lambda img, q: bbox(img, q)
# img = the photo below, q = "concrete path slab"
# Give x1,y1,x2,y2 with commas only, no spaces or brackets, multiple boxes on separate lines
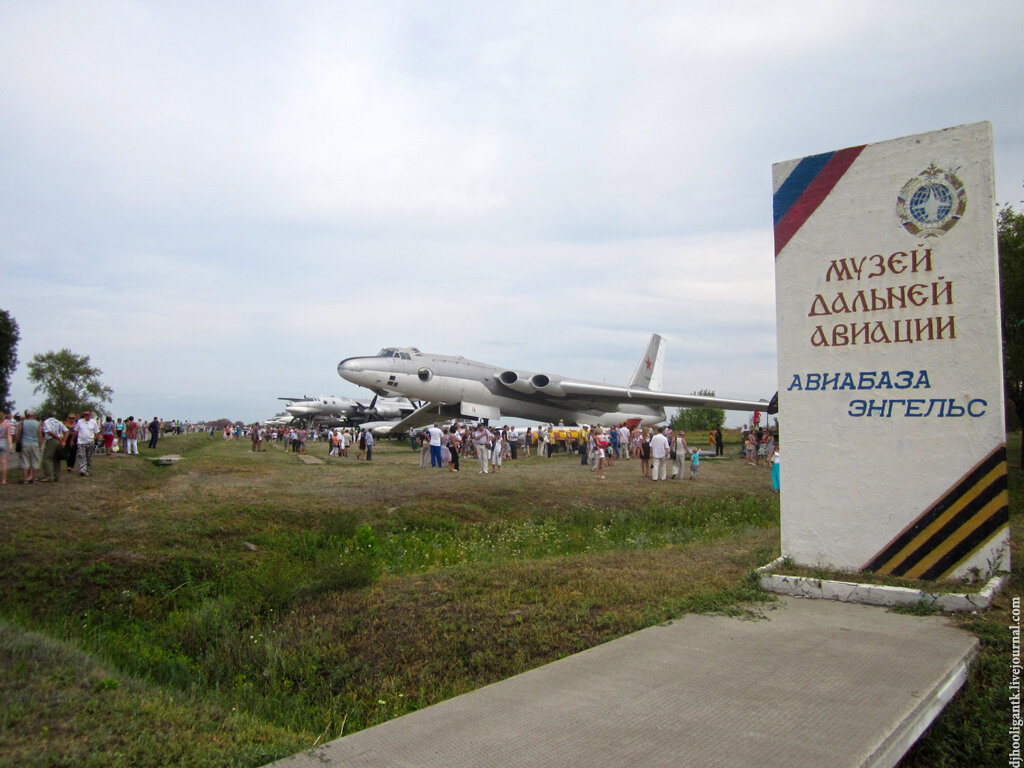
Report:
297,455,324,465
268,596,976,768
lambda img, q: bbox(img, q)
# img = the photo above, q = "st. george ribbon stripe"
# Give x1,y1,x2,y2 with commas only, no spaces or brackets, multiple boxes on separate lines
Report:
773,145,866,257
861,445,1008,579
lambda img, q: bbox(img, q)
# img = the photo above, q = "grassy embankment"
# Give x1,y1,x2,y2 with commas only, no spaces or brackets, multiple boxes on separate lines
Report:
0,431,1019,767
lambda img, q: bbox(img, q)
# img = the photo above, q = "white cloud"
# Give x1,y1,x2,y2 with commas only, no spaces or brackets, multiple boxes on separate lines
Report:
1,0,1022,423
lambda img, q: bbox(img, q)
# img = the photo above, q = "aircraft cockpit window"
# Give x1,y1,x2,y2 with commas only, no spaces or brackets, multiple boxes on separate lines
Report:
377,347,416,358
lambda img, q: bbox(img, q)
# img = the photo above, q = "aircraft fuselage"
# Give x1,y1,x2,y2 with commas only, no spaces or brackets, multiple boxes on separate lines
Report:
338,349,665,427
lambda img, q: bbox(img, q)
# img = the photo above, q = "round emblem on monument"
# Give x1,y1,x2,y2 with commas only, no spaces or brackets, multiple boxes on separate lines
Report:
896,164,966,237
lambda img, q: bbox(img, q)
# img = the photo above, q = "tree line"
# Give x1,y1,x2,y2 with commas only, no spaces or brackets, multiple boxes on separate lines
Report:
0,313,112,418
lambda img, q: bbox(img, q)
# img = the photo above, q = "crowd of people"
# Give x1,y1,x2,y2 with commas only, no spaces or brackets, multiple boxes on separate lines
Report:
1,409,780,492
238,420,783,488
0,410,189,485
338,420,782,487
738,422,781,491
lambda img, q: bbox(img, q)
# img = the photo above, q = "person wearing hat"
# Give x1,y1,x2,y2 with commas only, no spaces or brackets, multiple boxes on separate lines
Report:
74,410,100,476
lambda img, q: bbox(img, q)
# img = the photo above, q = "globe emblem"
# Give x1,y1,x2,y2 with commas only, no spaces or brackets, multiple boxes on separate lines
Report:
896,165,966,237
908,182,954,225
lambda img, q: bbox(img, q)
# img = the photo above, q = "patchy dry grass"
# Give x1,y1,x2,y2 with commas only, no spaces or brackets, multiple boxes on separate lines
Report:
0,619,304,768
0,434,781,765
0,431,1018,767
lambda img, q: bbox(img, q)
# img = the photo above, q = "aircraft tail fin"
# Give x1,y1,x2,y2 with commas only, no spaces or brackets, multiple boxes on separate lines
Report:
628,334,664,392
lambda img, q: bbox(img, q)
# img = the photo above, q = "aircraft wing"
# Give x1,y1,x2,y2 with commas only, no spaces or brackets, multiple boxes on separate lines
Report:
551,381,774,413
380,402,461,433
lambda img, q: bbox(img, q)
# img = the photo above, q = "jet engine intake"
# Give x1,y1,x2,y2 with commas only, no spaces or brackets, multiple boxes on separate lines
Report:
529,373,566,397
497,370,539,395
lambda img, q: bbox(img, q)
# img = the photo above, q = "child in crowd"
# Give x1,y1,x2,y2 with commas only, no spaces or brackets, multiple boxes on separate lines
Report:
689,448,700,480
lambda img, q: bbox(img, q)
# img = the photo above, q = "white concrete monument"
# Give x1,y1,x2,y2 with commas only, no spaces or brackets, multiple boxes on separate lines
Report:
773,122,1009,581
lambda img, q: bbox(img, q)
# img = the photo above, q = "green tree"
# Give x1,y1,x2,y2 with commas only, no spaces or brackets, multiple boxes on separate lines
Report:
27,349,113,418
999,204,1024,465
670,389,726,433
0,309,19,412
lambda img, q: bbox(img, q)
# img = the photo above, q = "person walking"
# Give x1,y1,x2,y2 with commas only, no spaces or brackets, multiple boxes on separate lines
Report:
100,415,116,455
770,442,781,492
363,428,374,461
16,410,42,484
671,430,690,479
639,429,651,478
490,427,504,473
474,423,491,474
124,417,140,455
0,411,13,484
417,430,430,467
75,411,100,476
649,426,670,481
593,427,607,479
40,411,67,482
62,414,78,475
427,424,444,468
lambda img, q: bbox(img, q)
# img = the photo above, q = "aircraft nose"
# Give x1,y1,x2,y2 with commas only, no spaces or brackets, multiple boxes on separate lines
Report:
338,357,364,377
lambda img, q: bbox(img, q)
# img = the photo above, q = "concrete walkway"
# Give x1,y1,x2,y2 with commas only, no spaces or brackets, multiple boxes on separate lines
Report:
268,596,976,768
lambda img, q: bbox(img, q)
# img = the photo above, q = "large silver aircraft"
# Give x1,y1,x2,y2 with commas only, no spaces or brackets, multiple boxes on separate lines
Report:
279,394,415,426
337,334,775,432
261,411,295,427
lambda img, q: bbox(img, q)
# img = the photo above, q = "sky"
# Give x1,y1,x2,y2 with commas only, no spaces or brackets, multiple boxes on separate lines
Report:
2,1,1023,426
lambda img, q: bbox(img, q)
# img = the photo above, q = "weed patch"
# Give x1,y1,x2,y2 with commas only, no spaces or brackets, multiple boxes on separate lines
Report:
0,433,1016,766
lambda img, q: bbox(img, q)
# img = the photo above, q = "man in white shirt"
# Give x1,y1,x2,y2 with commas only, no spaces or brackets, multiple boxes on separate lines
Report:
473,424,491,474
649,426,670,481
74,410,100,476
427,424,444,468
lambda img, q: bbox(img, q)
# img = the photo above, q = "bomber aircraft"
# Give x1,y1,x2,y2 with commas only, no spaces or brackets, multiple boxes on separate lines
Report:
279,394,415,426
261,411,295,427
337,334,775,432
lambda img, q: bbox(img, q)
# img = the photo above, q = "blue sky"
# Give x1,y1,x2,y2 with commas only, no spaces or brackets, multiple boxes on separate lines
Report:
2,1,1022,425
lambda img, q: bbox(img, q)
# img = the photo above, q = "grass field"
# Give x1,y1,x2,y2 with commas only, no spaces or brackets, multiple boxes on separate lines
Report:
0,432,1019,767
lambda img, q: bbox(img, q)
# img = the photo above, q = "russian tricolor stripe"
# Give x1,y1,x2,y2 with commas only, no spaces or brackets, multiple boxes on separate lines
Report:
773,145,865,257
